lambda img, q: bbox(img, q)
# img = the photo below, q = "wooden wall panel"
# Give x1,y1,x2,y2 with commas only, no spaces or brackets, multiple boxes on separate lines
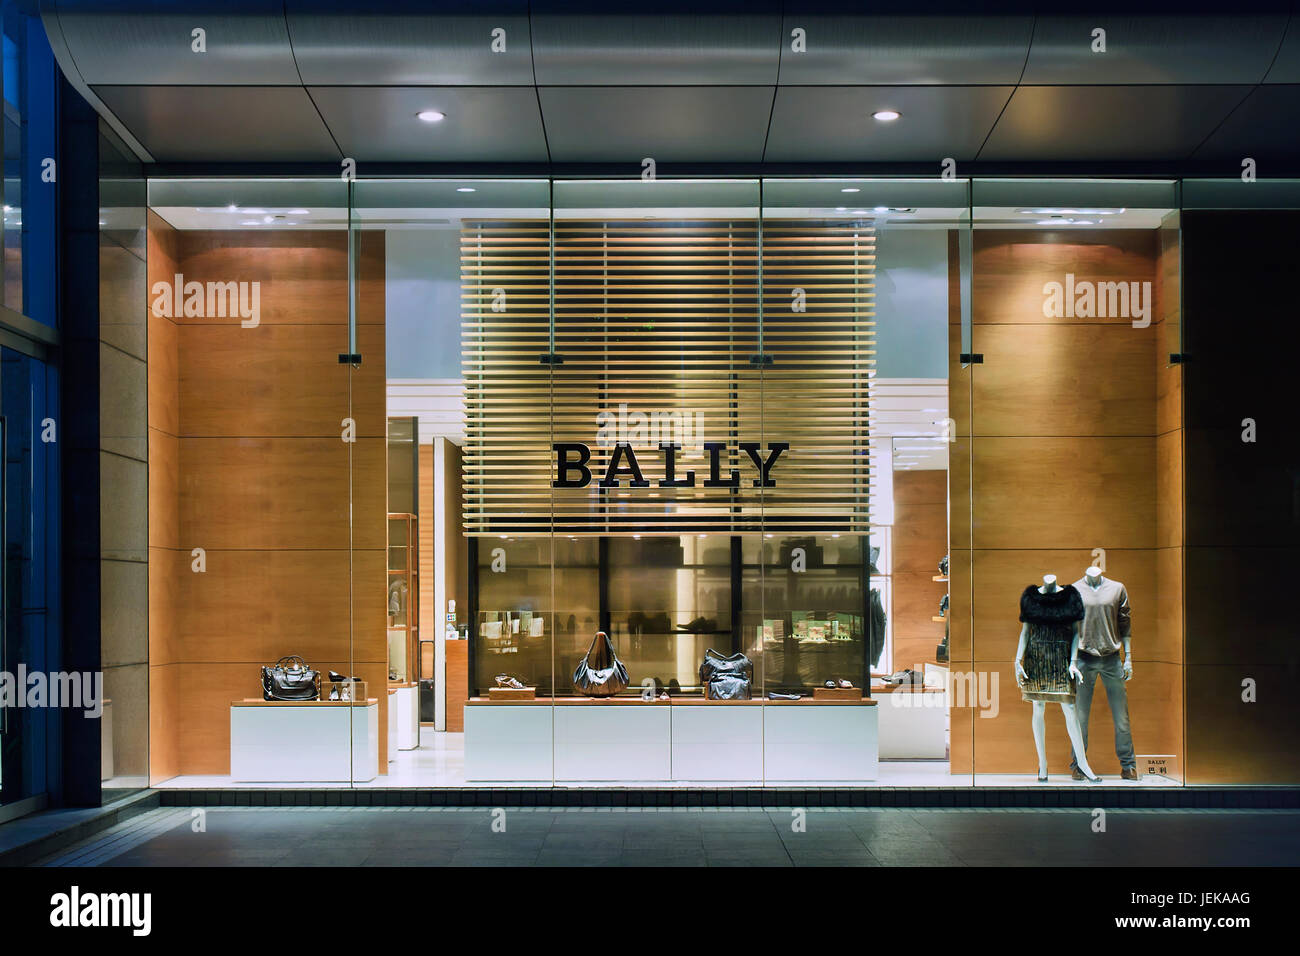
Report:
147,225,389,779
177,437,387,551
891,471,947,671
445,639,468,733
951,228,1182,777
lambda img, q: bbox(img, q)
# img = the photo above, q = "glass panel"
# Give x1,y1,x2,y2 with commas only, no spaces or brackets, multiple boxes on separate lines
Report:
357,177,552,785
970,181,1181,787
762,178,960,785
145,178,356,790
0,348,57,802
551,179,761,726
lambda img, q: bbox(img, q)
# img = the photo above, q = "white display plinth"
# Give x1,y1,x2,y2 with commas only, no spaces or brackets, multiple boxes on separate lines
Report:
877,688,948,759
463,701,553,781
230,700,378,783
671,703,763,780
392,684,419,750
465,699,878,783
764,702,878,781
554,703,672,781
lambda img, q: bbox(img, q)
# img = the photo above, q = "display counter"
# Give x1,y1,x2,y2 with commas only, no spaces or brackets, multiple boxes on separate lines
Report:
389,682,419,750
464,697,878,783
874,685,948,759
230,699,379,783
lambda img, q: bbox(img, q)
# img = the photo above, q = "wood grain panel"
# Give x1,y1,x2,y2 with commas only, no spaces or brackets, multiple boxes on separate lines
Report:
969,548,1170,664
972,437,1155,550
1156,429,1182,550
148,662,179,784
148,314,179,436
966,660,1181,776
891,470,947,670
148,547,185,667
947,548,972,664
972,324,1156,436
148,427,179,550
177,323,386,437
445,639,468,733
178,437,387,550
1154,547,1184,666
174,549,384,662
973,230,1158,326
172,230,385,326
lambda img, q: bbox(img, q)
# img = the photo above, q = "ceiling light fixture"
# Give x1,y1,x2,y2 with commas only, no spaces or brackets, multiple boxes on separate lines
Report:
874,206,889,212
840,187,860,193
456,187,476,193
416,110,446,123
872,110,901,121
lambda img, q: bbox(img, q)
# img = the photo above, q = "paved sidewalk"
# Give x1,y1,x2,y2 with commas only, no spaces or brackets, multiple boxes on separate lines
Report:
28,806,1300,867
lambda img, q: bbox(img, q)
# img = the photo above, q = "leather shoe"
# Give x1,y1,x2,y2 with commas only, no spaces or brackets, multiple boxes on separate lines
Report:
1121,767,1139,781
1071,767,1086,781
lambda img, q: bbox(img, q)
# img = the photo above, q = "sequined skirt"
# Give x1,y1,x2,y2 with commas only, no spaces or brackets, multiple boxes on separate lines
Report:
1020,624,1076,703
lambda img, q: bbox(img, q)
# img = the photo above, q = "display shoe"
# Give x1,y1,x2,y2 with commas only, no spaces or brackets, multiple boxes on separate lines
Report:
1121,767,1139,781
494,674,525,689
1037,773,1049,782
824,679,837,688
768,691,801,700
837,679,854,689
1071,767,1087,781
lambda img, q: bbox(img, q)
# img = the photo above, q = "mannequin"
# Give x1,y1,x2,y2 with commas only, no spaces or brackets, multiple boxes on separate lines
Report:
1015,574,1101,783
1069,566,1137,780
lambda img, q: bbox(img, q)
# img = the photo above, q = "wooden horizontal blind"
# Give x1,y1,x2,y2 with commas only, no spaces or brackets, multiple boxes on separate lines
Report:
462,217,873,536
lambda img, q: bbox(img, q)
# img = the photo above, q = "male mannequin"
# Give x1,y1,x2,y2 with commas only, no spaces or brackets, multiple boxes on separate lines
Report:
1015,574,1100,783
1069,566,1137,780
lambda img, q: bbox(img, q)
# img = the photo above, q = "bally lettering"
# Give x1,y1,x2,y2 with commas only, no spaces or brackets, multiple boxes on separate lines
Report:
552,441,789,489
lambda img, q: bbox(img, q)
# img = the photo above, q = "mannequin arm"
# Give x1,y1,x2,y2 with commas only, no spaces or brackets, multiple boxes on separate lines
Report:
1122,636,1133,680
1068,626,1084,682
1014,625,1029,683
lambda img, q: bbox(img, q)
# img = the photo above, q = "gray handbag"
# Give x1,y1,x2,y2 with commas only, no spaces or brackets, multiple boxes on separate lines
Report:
572,631,630,697
700,648,753,700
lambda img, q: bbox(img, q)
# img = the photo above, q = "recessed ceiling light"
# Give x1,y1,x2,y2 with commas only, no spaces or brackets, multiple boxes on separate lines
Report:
416,110,446,123
226,203,238,212
872,110,901,121
456,187,476,193
835,206,847,212
874,206,889,212
287,208,310,216
840,187,860,193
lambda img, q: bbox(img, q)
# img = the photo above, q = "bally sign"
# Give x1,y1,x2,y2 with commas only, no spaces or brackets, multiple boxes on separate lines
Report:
553,441,789,489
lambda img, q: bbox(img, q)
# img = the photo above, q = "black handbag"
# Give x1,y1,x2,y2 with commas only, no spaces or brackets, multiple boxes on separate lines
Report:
261,655,320,701
572,631,629,697
699,648,753,700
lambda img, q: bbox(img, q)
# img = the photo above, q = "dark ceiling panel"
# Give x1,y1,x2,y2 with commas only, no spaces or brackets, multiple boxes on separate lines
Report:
53,1,300,85
530,1,782,85
1022,15,1288,84
93,86,340,162
538,87,774,163
765,86,1013,163
1192,85,1300,161
981,86,1253,162
284,1,534,85
775,12,1033,85
1264,18,1300,82
309,87,548,162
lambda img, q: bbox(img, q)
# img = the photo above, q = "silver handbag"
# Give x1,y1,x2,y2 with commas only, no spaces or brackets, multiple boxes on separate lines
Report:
572,631,629,697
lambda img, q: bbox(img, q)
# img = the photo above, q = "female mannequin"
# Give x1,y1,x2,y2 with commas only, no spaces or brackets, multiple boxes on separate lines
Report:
1015,574,1101,783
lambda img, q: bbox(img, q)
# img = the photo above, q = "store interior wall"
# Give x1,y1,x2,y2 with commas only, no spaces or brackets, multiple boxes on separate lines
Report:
146,221,390,779
949,227,1184,777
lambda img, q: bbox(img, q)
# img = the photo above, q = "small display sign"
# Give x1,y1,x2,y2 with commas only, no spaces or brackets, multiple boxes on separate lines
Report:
1139,754,1180,781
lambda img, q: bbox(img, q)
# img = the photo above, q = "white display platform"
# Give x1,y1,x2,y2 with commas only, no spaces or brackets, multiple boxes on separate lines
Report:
877,688,948,759
392,684,418,750
230,700,378,783
764,702,878,781
671,703,763,780
464,699,878,783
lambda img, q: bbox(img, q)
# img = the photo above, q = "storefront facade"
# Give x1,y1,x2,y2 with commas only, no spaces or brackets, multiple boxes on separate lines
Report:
3,2,1298,808
107,174,1293,791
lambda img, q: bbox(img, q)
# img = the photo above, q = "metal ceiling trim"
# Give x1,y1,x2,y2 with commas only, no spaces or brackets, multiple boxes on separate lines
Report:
40,2,155,163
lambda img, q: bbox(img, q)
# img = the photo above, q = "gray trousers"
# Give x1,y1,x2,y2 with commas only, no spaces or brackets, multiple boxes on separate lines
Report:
1069,651,1136,770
